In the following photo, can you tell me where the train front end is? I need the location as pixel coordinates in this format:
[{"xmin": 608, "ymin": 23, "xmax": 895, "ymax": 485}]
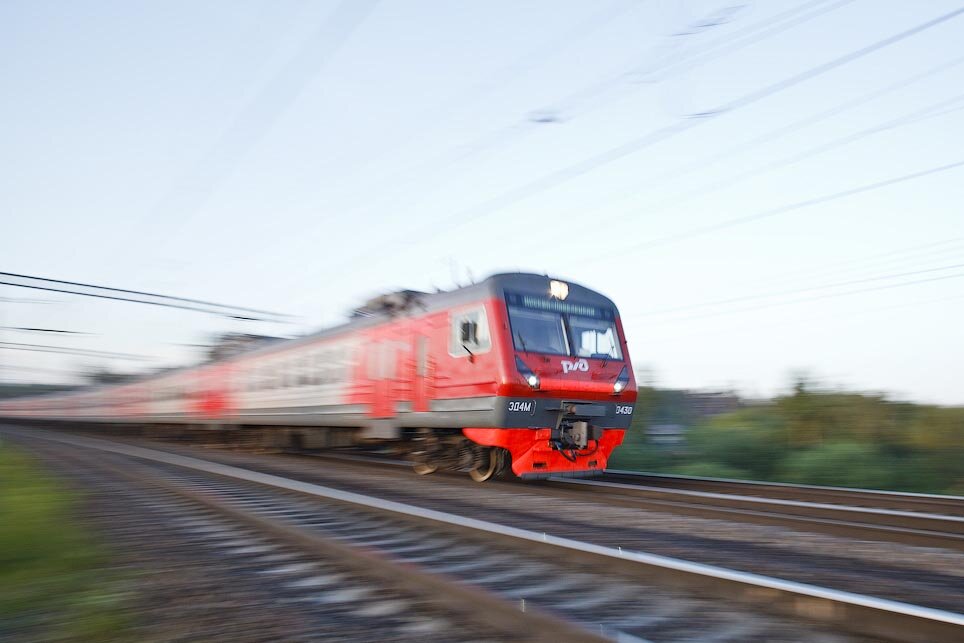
[{"xmin": 463, "ymin": 275, "xmax": 637, "ymax": 479}]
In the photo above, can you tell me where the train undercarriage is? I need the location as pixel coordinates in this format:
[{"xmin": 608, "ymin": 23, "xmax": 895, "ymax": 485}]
[{"xmin": 407, "ymin": 428, "xmax": 509, "ymax": 482}]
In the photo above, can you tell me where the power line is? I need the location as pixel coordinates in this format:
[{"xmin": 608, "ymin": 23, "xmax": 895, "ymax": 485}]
[
  {"xmin": 129, "ymin": 0, "xmax": 381, "ymax": 260},
  {"xmin": 604, "ymin": 90, "xmax": 964, "ymax": 228},
  {"xmin": 638, "ymin": 291, "xmax": 964, "ymax": 343},
  {"xmin": 598, "ymin": 158, "xmax": 964, "ymax": 261},
  {"xmin": 0, "ymin": 296, "xmax": 59, "ymax": 304},
  {"xmin": 642, "ymin": 270, "xmax": 964, "ymax": 328},
  {"xmin": 345, "ymin": 6, "xmax": 964, "ymax": 272},
  {"xmin": 0, "ymin": 341, "xmax": 152, "ymax": 361},
  {"xmin": 637, "ymin": 260, "xmax": 964, "ymax": 320},
  {"xmin": 0, "ymin": 280, "xmax": 287, "ymax": 321},
  {"xmin": 286, "ymin": 1, "xmax": 858, "ymax": 286},
  {"xmin": 662, "ymin": 52, "xmax": 964, "ymax": 182},
  {"xmin": 0, "ymin": 271, "xmax": 289, "ymax": 318},
  {"xmin": 0, "ymin": 326, "xmax": 88, "ymax": 335},
  {"xmin": 0, "ymin": 364, "xmax": 83, "ymax": 375},
  {"xmin": 699, "ymin": 236, "xmax": 964, "ymax": 298},
  {"xmin": 633, "ymin": 0, "xmax": 856, "ymax": 84},
  {"xmin": 550, "ymin": 0, "xmax": 852, "ymax": 118}
]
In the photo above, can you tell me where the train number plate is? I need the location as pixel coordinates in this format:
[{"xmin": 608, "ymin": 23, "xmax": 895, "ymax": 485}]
[
  {"xmin": 507, "ymin": 400, "xmax": 536, "ymax": 415},
  {"xmin": 615, "ymin": 405, "xmax": 634, "ymax": 415}
]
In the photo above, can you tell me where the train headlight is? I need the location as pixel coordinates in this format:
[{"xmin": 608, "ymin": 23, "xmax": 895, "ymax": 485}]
[
  {"xmin": 515, "ymin": 356, "xmax": 541, "ymax": 390},
  {"xmin": 549, "ymin": 280, "xmax": 569, "ymax": 300},
  {"xmin": 613, "ymin": 366, "xmax": 630, "ymax": 394}
]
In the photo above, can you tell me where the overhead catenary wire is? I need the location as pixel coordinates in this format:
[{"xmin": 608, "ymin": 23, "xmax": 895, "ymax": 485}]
[
  {"xmin": 283, "ymin": 1, "xmax": 862, "ymax": 288},
  {"xmin": 0, "ymin": 271, "xmax": 290, "ymax": 319},
  {"xmin": 642, "ymin": 269, "xmax": 964, "ymax": 327},
  {"xmin": 334, "ymin": 6, "xmax": 964, "ymax": 275},
  {"xmin": 544, "ymin": 0, "xmax": 855, "ymax": 119},
  {"xmin": 634, "ymin": 261, "xmax": 964, "ymax": 320},
  {"xmin": 639, "ymin": 291, "xmax": 964, "ymax": 343},
  {"xmin": 631, "ymin": 0, "xmax": 857, "ymax": 84},
  {"xmin": 673, "ymin": 236, "xmax": 964, "ymax": 304},
  {"xmin": 597, "ymin": 91, "xmax": 964, "ymax": 229},
  {"xmin": 594, "ymin": 158, "xmax": 964, "ymax": 262},
  {"xmin": 0, "ymin": 341, "xmax": 152, "ymax": 361},
  {"xmin": 635, "ymin": 52, "xmax": 964, "ymax": 190},
  {"xmin": 0, "ymin": 280, "xmax": 288, "ymax": 321},
  {"xmin": 0, "ymin": 326, "xmax": 88, "ymax": 335}
]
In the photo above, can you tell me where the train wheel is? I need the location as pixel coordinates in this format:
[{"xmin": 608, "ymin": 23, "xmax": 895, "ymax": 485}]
[
  {"xmin": 413, "ymin": 462, "xmax": 438, "ymax": 475},
  {"xmin": 469, "ymin": 447, "xmax": 500, "ymax": 482}
]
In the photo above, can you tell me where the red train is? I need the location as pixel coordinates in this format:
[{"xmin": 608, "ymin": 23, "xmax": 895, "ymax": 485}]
[{"xmin": 0, "ymin": 273, "xmax": 637, "ymax": 480}]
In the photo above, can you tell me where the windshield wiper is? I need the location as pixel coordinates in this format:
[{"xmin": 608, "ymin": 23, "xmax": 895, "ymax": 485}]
[{"xmin": 516, "ymin": 331, "xmax": 529, "ymax": 353}]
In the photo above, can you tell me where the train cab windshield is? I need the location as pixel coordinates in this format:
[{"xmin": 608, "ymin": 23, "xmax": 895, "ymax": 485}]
[{"xmin": 505, "ymin": 292, "xmax": 622, "ymax": 360}]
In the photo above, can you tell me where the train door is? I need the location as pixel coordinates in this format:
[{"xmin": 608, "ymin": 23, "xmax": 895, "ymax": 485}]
[
  {"xmin": 412, "ymin": 334, "xmax": 430, "ymax": 412},
  {"xmin": 370, "ymin": 341, "xmax": 395, "ymax": 418}
]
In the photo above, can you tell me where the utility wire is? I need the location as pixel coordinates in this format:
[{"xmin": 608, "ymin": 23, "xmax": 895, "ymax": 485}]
[
  {"xmin": 288, "ymin": 1, "xmax": 856, "ymax": 286},
  {"xmin": 604, "ymin": 90, "xmax": 964, "ymax": 227},
  {"xmin": 638, "ymin": 261, "xmax": 964, "ymax": 319},
  {"xmin": 0, "ymin": 364, "xmax": 81, "ymax": 375},
  {"xmin": 700, "ymin": 236, "xmax": 964, "ymax": 298},
  {"xmin": 639, "ymin": 292, "xmax": 964, "ymax": 342},
  {"xmin": 0, "ymin": 280, "xmax": 285, "ymax": 321},
  {"xmin": 0, "ymin": 326, "xmax": 88, "ymax": 335},
  {"xmin": 551, "ymin": 0, "xmax": 851, "ymax": 117},
  {"xmin": 633, "ymin": 0, "xmax": 856, "ymax": 83},
  {"xmin": 350, "ymin": 6, "xmax": 964, "ymax": 271},
  {"xmin": 0, "ymin": 341, "xmax": 151, "ymax": 361},
  {"xmin": 598, "ymin": 158, "xmax": 964, "ymax": 261},
  {"xmin": 0, "ymin": 271, "xmax": 289, "ymax": 318},
  {"xmin": 639, "ymin": 52, "xmax": 964, "ymax": 190},
  {"xmin": 124, "ymin": 0, "xmax": 381, "ymax": 259},
  {"xmin": 642, "ymin": 270, "xmax": 964, "ymax": 327}
]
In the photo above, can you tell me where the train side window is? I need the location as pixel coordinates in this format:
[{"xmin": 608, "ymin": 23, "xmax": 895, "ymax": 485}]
[{"xmin": 449, "ymin": 307, "xmax": 491, "ymax": 357}]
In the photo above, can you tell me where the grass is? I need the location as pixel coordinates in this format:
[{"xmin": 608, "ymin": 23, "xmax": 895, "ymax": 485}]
[{"xmin": 0, "ymin": 442, "xmax": 133, "ymax": 642}]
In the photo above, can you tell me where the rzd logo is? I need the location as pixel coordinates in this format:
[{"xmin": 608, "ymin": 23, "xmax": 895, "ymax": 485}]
[{"xmin": 561, "ymin": 358, "xmax": 589, "ymax": 374}]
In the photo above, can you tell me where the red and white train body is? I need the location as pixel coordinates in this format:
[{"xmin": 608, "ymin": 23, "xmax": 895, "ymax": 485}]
[{"xmin": 0, "ymin": 274, "xmax": 637, "ymax": 480}]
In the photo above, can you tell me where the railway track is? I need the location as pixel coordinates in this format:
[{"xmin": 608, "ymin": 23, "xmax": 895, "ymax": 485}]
[
  {"xmin": 600, "ymin": 470, "xmax": 964, "ymax": 516},
  {"xmin": 14, "ymin": 436, "xmax": 600, "ymax": 642},
  {"xmin": 282, "ymin": 449, "xmax": 964, "ymax": 551},
  {"xmin": 546, "ymin": 473, "xmax": 964, "ymax": 552},
  {"xmin": 7, "ymin": 426, "xmax": 964, "ymax": 643}
]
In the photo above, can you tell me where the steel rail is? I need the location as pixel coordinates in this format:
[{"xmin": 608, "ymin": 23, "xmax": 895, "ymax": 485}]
[
  {"xmin": 41, "ymin": 440, "xmax": 606, "ymax": 643},
  {"xmin": 286, "ymin": 449, "xmax": 964, "ymax": 550},
  {"xmin": 544, "ymin": 476, "xmax": 964, "ymax": 551},
  {"xmin": 9, "ymin": 427, "xmax": 964, "ymax": 643},
  {"xmin": 603, "ymin": 470, "xmax": 964, "ymax": 516},
  {"xmin": 296, "ymin": 450, "xmax": 964, "ymax": 548}
]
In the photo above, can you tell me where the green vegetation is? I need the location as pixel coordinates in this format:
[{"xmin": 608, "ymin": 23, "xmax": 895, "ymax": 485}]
[
  {"xmin": 610, "ymin": 383, "xmax": 964, "ymax": 495},
  {"xmin": 0, "ymin": 444, "xmax": 132, "ymax": 641}
]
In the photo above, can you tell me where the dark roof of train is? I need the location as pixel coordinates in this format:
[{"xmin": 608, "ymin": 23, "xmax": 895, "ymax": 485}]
[{"xmin": 4, "ymin": 273, "xmax": 617, "ymax": 397}]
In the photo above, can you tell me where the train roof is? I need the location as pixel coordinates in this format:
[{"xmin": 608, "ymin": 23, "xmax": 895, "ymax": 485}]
[
  {"xmin": 355, "ymin": 272, "xmax": 618, "ymax": 314},
  {"xmin": 0, "ymin": 273, "xmax": 618, "ymax": 400},
  {"xmin": 216, "ymin": 272, "xmax": 619, "ymax": 359}
]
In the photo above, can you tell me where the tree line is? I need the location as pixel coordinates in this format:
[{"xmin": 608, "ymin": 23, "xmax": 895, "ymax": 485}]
[{"xmin": 611, "ymin": 382, "xmax": 964, "ymax": 495}]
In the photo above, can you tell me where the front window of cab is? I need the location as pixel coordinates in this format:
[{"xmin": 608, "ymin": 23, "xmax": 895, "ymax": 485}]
[
  {"xmin": 507, "ymin": 308, "xmax": 569, "ymax": 355},
  {"xmin": 569, "ymin": 315, "xmax": 622, "ymax": 360},
  {"xmin": 505, "ymin": 292, "xmax": 622, "ymax": 360}
]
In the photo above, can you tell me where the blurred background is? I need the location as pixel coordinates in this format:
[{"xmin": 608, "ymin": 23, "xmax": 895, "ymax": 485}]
[
  {"xmin": 2, "ymin": 1, "xmax": 963, "ymax": 482},
  {"xmin": 3, "ymin": 3, "xmax": 964, "ymax": 641}
]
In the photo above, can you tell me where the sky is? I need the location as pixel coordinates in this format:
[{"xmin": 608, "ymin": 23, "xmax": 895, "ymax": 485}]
[{"xmin": 1, "ymin": 0, "xmax": 963, "ymax": 404}]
